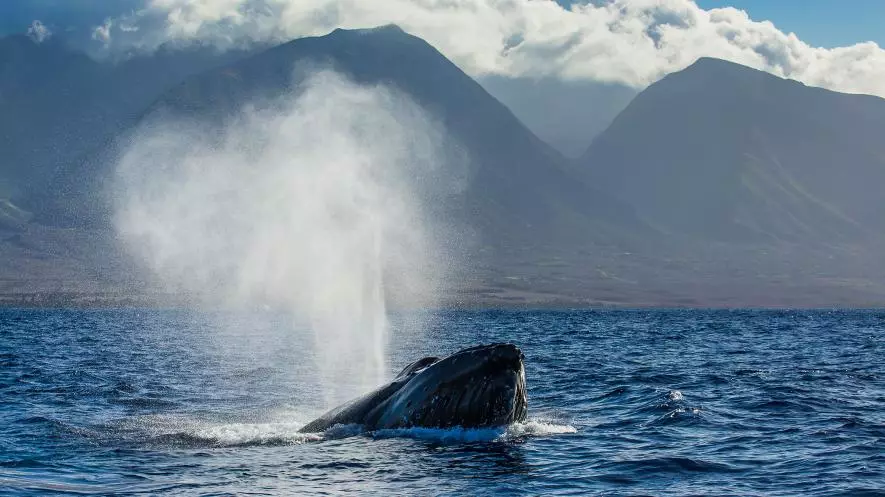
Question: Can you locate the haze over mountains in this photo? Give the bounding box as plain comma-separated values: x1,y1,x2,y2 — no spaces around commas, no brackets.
0,34,258,223
2,26,884,307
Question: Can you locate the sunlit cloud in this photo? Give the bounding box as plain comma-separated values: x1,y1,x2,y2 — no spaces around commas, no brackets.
94,0,885,97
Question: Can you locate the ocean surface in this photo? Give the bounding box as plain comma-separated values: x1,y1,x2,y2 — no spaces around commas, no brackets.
2,308,884,495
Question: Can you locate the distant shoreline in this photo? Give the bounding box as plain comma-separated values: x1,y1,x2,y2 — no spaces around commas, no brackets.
2,291,882,311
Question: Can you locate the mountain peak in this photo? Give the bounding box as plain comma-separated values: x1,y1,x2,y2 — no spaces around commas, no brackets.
347,24,406,35
664,56,808,93
326,24,411,40
688,56,749,70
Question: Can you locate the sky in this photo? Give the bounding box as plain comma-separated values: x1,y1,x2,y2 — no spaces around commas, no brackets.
2,0,884,98
695,0,885,48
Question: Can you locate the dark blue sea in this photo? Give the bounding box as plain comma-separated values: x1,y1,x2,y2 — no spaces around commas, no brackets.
2,309,884,495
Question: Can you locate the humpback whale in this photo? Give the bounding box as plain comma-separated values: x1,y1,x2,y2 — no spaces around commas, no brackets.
299,343,528,432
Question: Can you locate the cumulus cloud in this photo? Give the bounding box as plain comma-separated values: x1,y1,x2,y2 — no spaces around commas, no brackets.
95,0,885,98
27,20,51,43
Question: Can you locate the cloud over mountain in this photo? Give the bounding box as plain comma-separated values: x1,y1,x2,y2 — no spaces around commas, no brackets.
26,20,51,43
87,0,885,98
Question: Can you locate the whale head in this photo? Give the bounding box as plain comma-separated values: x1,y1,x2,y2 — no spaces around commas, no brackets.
369,343,528,429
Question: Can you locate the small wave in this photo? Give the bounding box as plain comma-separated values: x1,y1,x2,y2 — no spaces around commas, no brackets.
631,389,691,416
0,458,48,469
637,390,705,426
752,399,816,412
593,387,628,401
617,456,740,474
646,407,704,427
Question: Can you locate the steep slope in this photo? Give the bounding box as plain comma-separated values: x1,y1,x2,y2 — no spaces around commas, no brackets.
105,25,642,245
0,35,100,197
0,34,94,99
581,57,885,242
0,34,255,220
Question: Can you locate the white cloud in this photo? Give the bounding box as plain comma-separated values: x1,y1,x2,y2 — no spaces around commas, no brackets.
96,0,885,98
27,20,52,43
93,18,114,44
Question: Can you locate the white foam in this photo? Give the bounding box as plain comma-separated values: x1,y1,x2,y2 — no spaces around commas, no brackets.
505,419,578,437
116,412,323,446
322,423,365,439
192,421,322,445
370,419,577,443
371,425,507,442
118,413,575,447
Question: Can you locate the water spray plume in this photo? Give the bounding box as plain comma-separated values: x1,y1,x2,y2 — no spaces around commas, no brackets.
114,70,463,406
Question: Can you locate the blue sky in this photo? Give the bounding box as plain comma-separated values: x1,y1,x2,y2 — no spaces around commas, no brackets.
695,0,884,47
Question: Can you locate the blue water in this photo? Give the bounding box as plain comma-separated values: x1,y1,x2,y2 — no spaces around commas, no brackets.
2,309,884,495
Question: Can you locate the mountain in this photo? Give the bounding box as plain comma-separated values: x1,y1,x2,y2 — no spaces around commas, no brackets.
67,25,642,245
0,34,260,302
581,57,885,243
0,34,256,221
0,34,99,198
3,26,650,306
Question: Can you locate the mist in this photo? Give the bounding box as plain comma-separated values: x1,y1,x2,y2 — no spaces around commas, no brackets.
113,69,462,405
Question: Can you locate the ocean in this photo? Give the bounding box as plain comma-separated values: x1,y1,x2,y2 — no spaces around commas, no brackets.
2,308,883,495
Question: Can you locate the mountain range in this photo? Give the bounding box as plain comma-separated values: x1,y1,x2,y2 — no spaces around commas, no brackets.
2,26,884,307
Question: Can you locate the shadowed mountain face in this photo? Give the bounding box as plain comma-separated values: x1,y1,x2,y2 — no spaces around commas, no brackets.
112,25,642,246
0,35,99,198
581,57,885,243
0,35,256,222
